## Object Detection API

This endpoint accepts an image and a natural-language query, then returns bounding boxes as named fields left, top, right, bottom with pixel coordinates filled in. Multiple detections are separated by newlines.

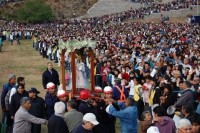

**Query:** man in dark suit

left=42, top=62, right=60, bottom=90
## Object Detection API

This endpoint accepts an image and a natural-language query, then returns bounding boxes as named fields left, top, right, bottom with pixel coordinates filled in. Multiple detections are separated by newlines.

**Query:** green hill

left=0, top=0, right=97, bottom=21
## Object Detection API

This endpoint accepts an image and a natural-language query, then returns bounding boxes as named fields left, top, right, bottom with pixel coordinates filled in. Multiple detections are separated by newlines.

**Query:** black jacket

left=72, top=123, right=93, bottom=133
left=29, top=96, right=45, bottom=118
left=93, top=100, right=116, bottom=133
left=10, top=91, right=28, bottom=116
left=48, top=115, right=69, bottom=133
left=29, top=96, right=46, bottom=133
left=78, top=101, right=96, bottom=115
left=42, top=68, right=60, bottom=89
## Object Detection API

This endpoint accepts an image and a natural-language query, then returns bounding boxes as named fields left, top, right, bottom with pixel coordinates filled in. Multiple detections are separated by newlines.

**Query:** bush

left=16, top=0, right=54, bottom=23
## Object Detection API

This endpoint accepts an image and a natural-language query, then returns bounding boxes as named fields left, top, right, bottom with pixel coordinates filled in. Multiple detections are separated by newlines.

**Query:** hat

left=178, top=119, right=191, bottom=129
left=104, top=86, right=113, bottom=94
left=79, top=90, right=91, bottom=99
left=147, top=126, right=160, bottom=133
left=46, top=82, right=55, bottom=90
left=54, top=102, right=66, bottom=114
left=57, top=90, right=67, bottom=98
left=83, top=113, right=99, bottom=125
left=94, top=86, right=102, bottom=93
left=8, top=74, right=16, bottom=80
left=28, top=88, right=40, bottom=94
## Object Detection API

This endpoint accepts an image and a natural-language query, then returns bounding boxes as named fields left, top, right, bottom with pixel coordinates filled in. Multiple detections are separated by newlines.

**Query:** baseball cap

left=57, top=89, right=67, bottom=98
left=83, top=113, right=99, bottom=125
left=28, top=88, right=40, bottom=94
left=8, top=74, right=16, bottom=80
left=147, top=126, right=160, bottom=133
left=94, top=86, right=102, bottom=93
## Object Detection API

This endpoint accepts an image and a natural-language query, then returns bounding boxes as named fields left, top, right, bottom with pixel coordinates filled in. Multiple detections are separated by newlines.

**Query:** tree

left=16, top=0, right=54, bottom=23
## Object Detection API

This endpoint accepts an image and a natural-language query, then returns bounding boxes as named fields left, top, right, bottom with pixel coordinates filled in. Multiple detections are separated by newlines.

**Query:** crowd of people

left=0, top=0, right=200, bottom=133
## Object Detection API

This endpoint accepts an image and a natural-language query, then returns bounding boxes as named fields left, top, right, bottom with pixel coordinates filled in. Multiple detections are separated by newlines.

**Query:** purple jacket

left=154, top=116, right=176, bottom=133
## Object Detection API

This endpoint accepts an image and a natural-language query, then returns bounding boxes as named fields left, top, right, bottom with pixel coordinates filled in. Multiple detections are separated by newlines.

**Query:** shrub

left=16, top=0, right=54, bottom=23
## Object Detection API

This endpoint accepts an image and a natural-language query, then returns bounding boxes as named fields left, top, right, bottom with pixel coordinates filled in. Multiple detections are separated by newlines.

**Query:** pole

left=71, top=51, right=76, bottom=95
left=61, top=49, right=66, bottom=90
left=89, top=49, right=95, bottom=93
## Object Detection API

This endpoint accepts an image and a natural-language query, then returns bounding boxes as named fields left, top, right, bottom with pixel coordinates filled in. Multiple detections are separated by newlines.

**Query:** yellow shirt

left=133, top=84, right=142, bottom=102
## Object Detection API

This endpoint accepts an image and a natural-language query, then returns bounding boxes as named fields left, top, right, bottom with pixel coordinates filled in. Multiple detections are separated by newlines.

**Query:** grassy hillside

left=0, top=0, right=98, bottom=20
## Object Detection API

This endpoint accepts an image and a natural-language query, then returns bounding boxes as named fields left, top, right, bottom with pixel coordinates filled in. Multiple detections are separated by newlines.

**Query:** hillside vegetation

left=0, top=0, right=97, bottom=21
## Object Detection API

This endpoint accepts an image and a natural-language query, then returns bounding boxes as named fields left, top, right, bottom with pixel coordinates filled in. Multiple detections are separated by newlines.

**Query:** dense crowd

left=0, top=0, right=200, bottom=133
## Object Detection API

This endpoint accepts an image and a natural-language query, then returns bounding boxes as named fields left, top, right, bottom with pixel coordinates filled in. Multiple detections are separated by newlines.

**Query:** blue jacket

left=1, top=83, right=16, bottom=110
left=45, top=92, right=59, bottom=119
left=108, top=102, right=138, bottom=133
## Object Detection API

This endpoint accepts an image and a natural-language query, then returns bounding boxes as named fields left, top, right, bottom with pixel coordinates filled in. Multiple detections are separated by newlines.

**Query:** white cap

left=147, top=126, right=160, bottom=133
left=57, top=90, right=67, bottom=98
left=95, top=86, right=102, bottom=93
left=54, top=102, right=66, bottom=114
left=46, top=82, right=55, bottom=90
left=104, top=86, right=113, bottom=94
left=83, top=113, right=99, bottom=125
left=178, top=119, right=191, bottom=129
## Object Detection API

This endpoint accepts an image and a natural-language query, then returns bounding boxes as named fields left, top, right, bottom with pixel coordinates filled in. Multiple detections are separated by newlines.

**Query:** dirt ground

left=0, top=40, right=62, bottom=132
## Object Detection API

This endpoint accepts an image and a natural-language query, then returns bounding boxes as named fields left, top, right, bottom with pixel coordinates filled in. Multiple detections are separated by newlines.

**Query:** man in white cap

left=48, top=102, right=69, bottom=133
left=147, top=126, right=160, bottom=133
left=57, top=89, right=68, bottom=103
left=45, top=82, right=59, bottom=119
left=94, top=86, right=102, bottom=98
left=72, top=113, right=99, bottom=133
left=177, top=119, right=192, bottom=133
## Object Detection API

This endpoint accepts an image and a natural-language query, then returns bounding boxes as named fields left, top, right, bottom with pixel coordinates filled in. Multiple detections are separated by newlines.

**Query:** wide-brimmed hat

left=28, top=88, right=40, bottom=94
